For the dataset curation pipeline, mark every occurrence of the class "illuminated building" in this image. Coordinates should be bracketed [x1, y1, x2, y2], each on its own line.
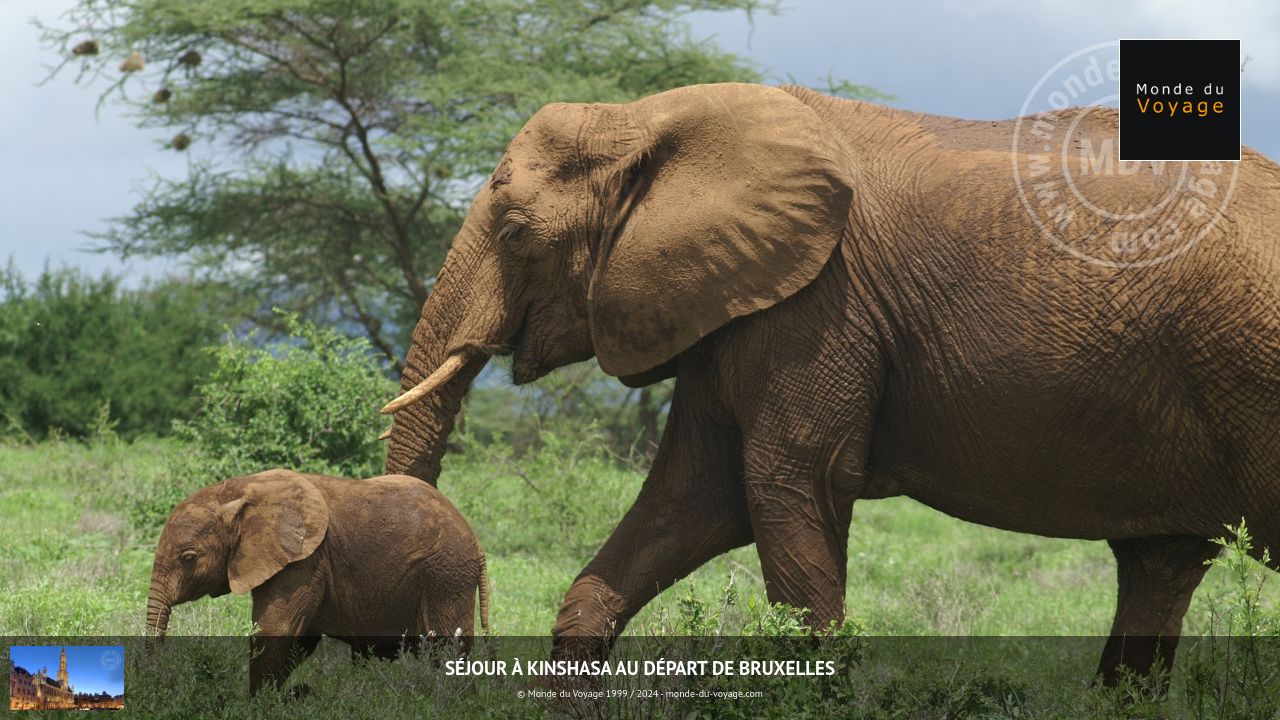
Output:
[8, 648, 75, 710]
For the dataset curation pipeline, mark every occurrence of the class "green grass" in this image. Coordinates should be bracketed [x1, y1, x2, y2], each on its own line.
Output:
[4, 436, 1280, 718]
[0, 437, 250, 637]
[1, 434, 1274, 637]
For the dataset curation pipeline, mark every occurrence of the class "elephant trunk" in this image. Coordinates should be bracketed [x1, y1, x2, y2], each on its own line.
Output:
[385, 233, 497, 484]
[145, 591, 171, 639]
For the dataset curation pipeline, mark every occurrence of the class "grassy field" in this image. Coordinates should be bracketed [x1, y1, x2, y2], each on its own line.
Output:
[1, 434, 1269, 638]
[4, 436, 1280, 717]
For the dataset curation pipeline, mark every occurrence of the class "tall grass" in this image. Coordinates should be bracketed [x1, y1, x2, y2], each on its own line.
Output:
[4, 435, 1280, 717]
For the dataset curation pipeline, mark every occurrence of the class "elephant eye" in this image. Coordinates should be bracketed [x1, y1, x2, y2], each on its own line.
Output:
[496, 221, 523, 247]
[180, 551, 198, 565]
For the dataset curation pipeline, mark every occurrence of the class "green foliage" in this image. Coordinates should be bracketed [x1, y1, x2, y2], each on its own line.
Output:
[1180, 520, 1280, 718]
[0, 262, 234, 441]
[0, 437, 179, 636]
[642, 586, 867, 719]
[172, 311, 394, 477]
[127, 312, 394, 532]
[40, 0, 772, 363]
[1205, 519, 1278, 636]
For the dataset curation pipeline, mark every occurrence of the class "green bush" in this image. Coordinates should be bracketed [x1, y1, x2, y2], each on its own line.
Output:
[0, 262, 234, 440]
[1181, 520, 1280, 718]
[175, 311, 395, 478]
[128, 313, 394, 531]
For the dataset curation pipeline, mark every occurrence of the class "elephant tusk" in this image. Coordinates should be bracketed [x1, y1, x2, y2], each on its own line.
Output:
[377, 427, 393, 441]
[380, 353, 468, 414]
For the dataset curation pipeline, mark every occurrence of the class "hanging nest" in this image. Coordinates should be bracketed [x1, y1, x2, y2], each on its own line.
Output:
[153, 88, 172, 104]
[178, 50, 202, 68]
[120, 51, 144, 73]
[71, 40, 99, 56]
[169, 133, 191, 151]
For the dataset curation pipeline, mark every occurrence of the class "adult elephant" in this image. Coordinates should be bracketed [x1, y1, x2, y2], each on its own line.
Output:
[381, 82, 1280, 682]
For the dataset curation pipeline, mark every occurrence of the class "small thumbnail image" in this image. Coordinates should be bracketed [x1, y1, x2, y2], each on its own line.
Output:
[8, 646, 124, 711]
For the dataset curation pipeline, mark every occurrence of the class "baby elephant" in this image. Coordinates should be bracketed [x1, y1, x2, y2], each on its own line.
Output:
[145, 469, 490, 693]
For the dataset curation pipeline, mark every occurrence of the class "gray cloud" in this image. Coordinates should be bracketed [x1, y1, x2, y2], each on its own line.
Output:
[692, 0, 1277, 154]
[2, 0, 1275, 282]
[0, 0, 184, 282]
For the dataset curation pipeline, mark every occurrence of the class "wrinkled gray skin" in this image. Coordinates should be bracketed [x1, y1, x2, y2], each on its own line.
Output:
[146, 470, 489, 694]
[383, 82, 1280, 684]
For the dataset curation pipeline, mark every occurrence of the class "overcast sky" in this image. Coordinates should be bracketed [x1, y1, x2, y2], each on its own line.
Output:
[2, 0, 1277, 284]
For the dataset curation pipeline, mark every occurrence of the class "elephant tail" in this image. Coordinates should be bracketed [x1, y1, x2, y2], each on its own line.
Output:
[477, 546, 490, 634]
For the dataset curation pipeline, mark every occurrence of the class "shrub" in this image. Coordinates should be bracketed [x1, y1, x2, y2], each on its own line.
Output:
[636, 581, 868, 720]
[1181, 520, 1280, 717]
[129, 313, 393, 532]
[0, 263, 235, 440]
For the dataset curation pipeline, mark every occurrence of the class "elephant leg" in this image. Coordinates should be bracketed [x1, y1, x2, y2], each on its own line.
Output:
[742, 459, 860, 631]
[739, 370, 877, 632]
[250, 634, 320, 695]
[371, 642, 405, 660]
[423, 588, 477, 639]
[1098, 536, 1219, 687]
[551, 379, 752, 659]
[416, 588, 476, 660]
[248, 574, 322, 695]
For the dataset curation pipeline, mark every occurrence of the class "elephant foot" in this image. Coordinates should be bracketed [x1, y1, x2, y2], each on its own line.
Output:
[550, 574, 630, 661]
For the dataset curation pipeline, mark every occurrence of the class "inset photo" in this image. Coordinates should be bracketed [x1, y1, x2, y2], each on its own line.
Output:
[8, 646, 124, 711]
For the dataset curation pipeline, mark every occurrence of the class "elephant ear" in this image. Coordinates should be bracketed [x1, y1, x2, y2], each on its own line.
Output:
[220, 470, 329, 594]
[588, 83, 853, 377]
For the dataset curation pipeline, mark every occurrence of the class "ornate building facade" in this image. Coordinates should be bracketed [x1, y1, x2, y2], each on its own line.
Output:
[9, 648, 75, 710]
[75, 691, 126, 709]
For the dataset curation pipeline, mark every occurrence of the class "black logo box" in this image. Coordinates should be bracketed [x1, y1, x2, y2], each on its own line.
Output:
[1120, 39, 1241, 161]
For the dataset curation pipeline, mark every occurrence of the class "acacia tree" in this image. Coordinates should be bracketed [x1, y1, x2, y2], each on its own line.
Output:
[40, 0, 768, 371]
